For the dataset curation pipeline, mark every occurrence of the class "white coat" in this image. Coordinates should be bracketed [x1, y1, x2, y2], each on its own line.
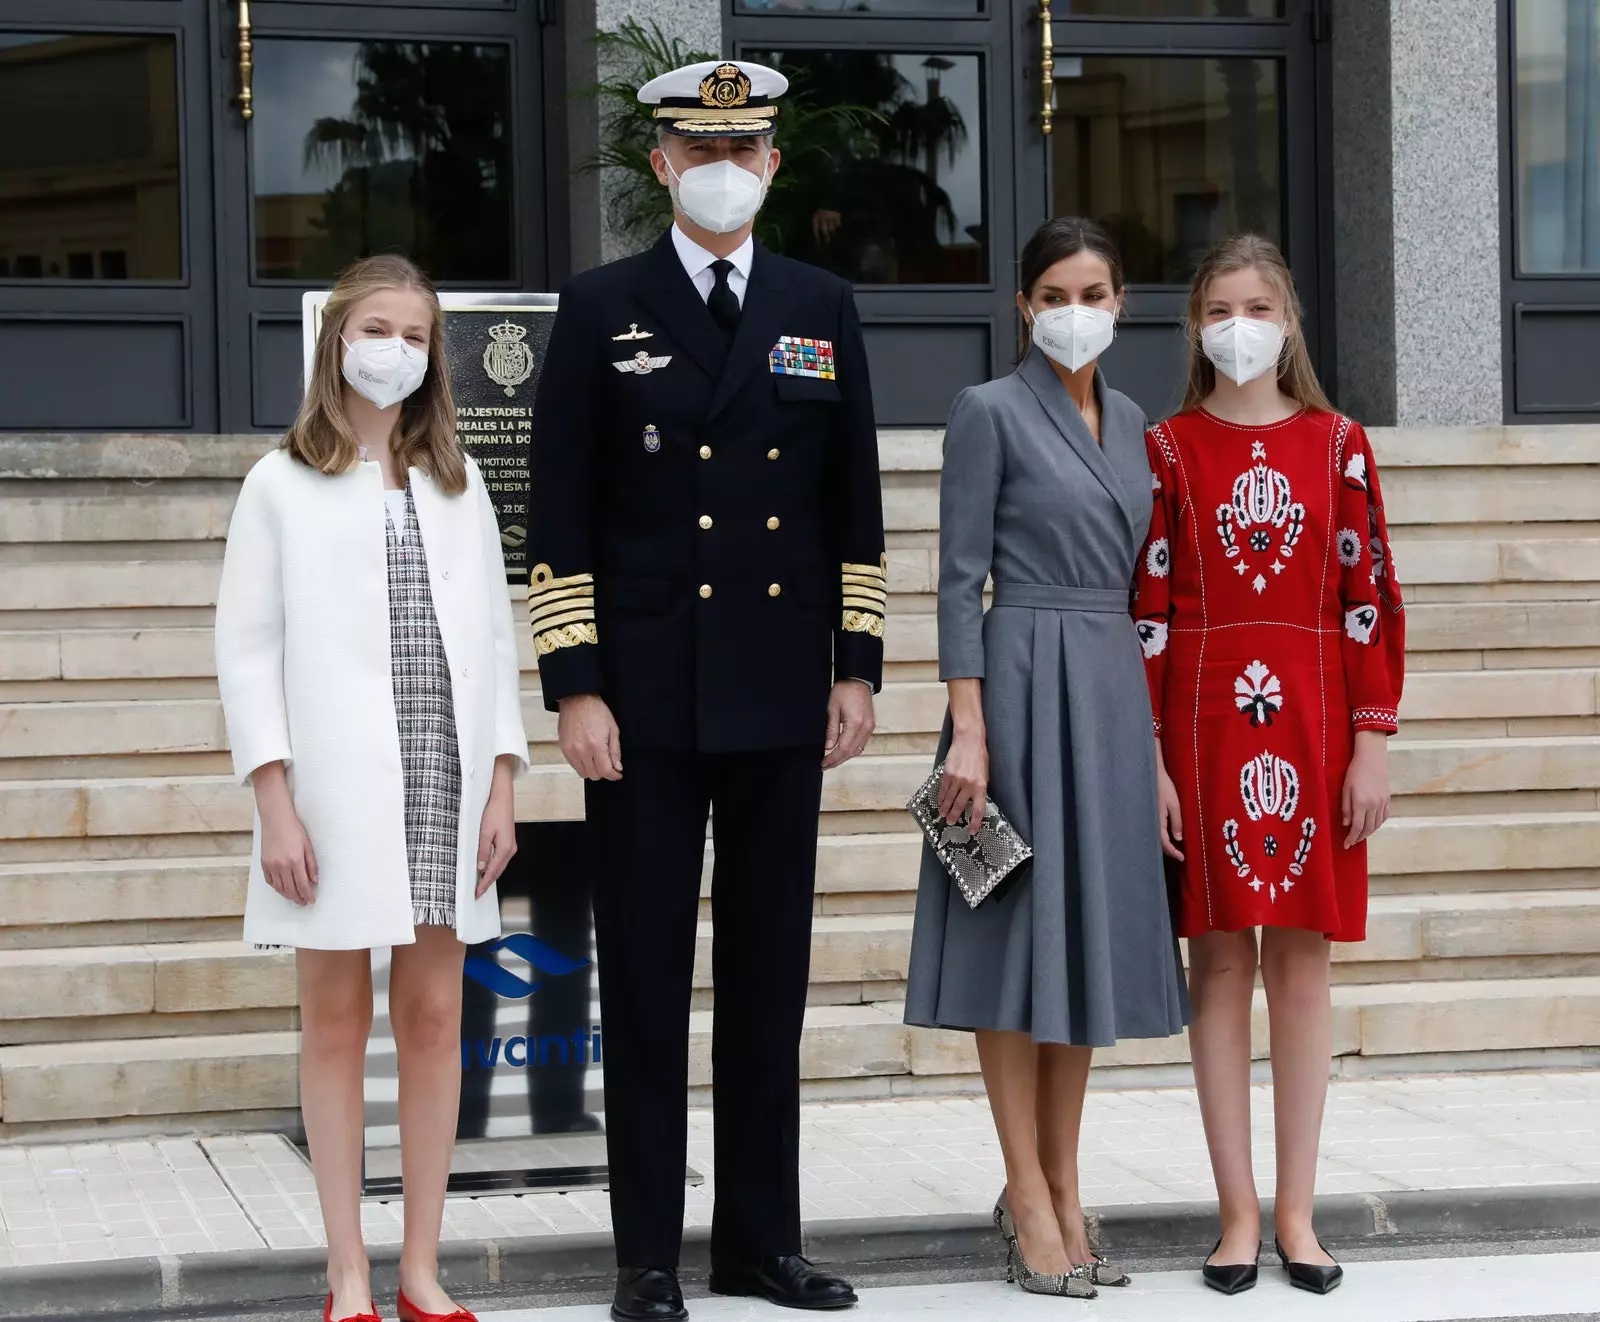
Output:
[214, 448, 530, 950]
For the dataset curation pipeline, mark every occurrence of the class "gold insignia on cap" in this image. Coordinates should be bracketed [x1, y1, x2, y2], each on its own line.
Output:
[700, 63, 752, 108]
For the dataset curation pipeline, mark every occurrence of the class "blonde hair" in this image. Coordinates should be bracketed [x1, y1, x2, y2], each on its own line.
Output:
[1179, 233, 1335, 416]
[284, 254, 466, 495]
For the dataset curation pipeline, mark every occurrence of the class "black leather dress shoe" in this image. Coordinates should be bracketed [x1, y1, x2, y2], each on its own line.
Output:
[1201, 1237, 1260, 1295]
[612, 1267, 688, 1322]
[709, 1254, 858, 1310]
[1274, 1237, 1343, 1294]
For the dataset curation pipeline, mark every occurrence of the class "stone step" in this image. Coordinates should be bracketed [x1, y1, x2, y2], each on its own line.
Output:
[810, 814, 1600, 896]
[902, 973, 1600, 1079]
[4, 815, 1597, 949]
[884, 603, 1600, 663]
[7, 521, 1600, 628]
[4, 667, 1596, 761]
[1392, 538, 1600, 587]
[7, 888, 1598, 1032]
[1, 737, 1593, 842]
[0, 1029, 300, 1126]
[8, 971, 1600, 1125]
[4, 595, 1598, 696]
[0, 941, 294, 1022]
[0, 856, 247, 932]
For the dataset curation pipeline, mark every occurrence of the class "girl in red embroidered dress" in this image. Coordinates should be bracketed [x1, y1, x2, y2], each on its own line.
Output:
[1132, 235, 1403, 1292]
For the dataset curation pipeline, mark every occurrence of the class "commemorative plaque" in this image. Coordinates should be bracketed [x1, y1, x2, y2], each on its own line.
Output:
[301, 291, 558, 584]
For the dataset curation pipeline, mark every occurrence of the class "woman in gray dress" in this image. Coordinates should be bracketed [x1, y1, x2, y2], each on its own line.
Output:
[905, 218, 1189, 1298]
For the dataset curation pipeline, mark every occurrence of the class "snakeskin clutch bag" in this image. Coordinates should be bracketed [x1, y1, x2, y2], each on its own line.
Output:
[906, 762, 1033, 908]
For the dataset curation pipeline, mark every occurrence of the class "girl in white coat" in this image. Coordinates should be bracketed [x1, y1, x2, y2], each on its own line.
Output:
[215, 255, 529, 1322]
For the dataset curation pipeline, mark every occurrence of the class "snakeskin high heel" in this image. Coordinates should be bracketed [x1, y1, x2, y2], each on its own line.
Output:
[995, 1187, 1129, 1287]
[993, 1189, 1098, 1300]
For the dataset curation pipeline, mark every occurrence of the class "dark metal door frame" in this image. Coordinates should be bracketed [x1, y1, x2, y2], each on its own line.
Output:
[1014, 4, 1334, 406]
[0, 0, 222, 430]
[211, 0, 549, 432]
[727, 1, 1334, 414]
[728, 6, 1021, 389]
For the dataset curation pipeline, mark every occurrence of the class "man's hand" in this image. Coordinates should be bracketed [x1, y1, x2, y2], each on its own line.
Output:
[558, 693, 623, 781]
[822, 679, 875, 770]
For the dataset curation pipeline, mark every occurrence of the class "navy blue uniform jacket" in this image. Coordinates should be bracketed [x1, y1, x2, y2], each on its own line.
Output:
[524, 231, 887, 752]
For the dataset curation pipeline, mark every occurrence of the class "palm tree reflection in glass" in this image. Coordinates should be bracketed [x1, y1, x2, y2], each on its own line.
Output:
[587, 23, 984, 285]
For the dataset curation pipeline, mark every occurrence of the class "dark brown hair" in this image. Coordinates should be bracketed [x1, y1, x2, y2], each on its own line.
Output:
[1018, 216, 1125, 302]
[1179, 233, 1335, 416]
[284, 254, 466, 495]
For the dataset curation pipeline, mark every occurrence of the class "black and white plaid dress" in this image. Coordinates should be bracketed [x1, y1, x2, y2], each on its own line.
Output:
[387, 487, 462, 928]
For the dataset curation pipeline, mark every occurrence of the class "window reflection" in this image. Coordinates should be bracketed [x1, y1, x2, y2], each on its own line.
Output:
[0, 33, 181, 281]
[746, 50, 986, 284]
[1051, 55, 1281, 284]
[1515, 0, 1600, 273]
[252, 40, 513, 282]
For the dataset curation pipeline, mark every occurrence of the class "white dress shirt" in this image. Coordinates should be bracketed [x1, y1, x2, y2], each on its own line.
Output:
[672, 225, 753, 308]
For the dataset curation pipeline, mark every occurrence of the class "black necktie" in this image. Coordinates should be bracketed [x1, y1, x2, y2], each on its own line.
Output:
[707, 259, 741, 336]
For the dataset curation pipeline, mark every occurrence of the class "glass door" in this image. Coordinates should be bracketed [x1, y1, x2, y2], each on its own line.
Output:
[1013, 0, 1330, 418]
[213, 0, 547, 432]
[0, 0, 220, 430]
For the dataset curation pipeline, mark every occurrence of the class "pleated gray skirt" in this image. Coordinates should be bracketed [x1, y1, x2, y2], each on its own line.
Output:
[904, 585, 1190, 1047]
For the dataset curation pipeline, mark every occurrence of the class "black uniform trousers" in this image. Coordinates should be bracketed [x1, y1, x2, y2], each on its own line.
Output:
[584, 744, 823, 1268]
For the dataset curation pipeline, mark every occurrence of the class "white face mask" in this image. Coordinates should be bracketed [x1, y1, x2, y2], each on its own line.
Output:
[1201, 316, 1285, 386]
[340, 335, 428, 410]
[1029, 304, 1116, 373]
[666, 155, 771, 235]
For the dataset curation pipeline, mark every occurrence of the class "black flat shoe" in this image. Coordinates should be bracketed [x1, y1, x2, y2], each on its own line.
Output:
[1274, 1237, 1343, 1294]
[612, 1267, 688, 1322]
[709, 1254, 858, 1310]
[1201, 1237, 1260, 1295]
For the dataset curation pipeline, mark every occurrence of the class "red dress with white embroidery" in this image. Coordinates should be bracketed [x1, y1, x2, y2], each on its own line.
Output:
[1133, 409, 1405, 941]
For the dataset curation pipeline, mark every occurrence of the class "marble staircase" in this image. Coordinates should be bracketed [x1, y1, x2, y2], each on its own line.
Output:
[1, 425, 1598, 1136]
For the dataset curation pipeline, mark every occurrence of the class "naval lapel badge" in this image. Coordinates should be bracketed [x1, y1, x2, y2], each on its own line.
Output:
[643, 423, 661, 453]
[612, 323, 653, 341]
[614, 349, 673, 375]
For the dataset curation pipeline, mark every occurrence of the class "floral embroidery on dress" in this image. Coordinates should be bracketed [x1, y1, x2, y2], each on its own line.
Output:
[1345, 602, 1379, 645]
[1240, 750, 1301, 823]
[1234, 660, 1283, 727]
[1145, 537, 1170, 578]
[1136, 616, 1169, 659]
[1336, 528, 1363, 567]
[1343, 450, 1368, 490]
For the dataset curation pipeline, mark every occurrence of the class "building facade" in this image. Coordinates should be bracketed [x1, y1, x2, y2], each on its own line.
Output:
[0, 0, 1594, 432]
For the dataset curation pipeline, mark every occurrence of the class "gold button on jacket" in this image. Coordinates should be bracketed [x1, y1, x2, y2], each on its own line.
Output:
[698, 515, 713, 530]
[699, 445, 712, 459]
[766, 516, 780, 530]
[768, 583, 782, 597]
[767, 448, 780, 460]
[699, 584, 713, 599]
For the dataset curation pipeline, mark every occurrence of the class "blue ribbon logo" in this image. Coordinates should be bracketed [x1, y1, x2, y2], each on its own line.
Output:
[462, 933, 591, 999]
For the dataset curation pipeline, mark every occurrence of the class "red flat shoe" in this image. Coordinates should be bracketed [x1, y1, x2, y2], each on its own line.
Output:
[396, 1290, 477, 1322]
[324, 1292, 383, 1322]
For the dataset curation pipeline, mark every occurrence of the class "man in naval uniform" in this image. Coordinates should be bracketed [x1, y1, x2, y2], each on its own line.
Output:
[524, 60, 885, 1322]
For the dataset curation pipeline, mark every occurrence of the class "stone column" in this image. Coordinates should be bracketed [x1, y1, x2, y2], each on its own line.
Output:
[1332, 0, 1502, 426]
[568, 0, 724, 267]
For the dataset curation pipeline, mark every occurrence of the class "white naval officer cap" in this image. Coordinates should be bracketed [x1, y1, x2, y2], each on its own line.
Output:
[637, 59, 788, 137]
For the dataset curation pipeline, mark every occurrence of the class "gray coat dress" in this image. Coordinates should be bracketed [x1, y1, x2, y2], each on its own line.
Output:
[904, 349, 1190, 1046]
